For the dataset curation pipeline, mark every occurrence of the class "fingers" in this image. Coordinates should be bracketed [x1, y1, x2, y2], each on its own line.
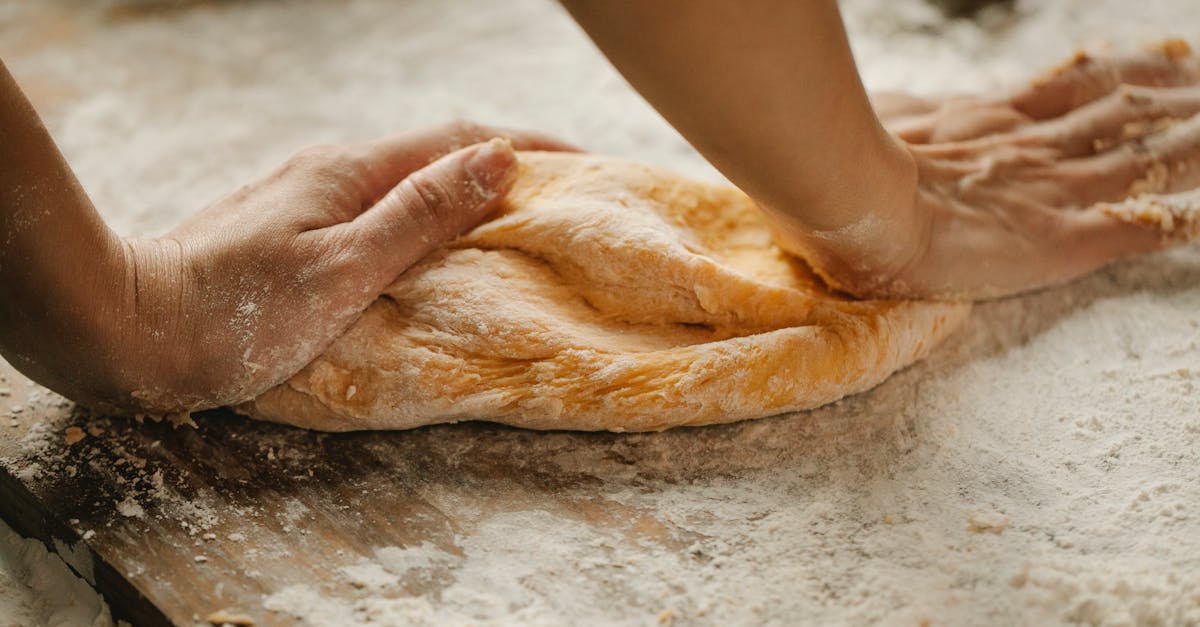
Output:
[348, 139, 519, 284]
[1034, 85, 1200, 157]
[892, 105, 1030, 145]
[1047, 201, 1178, 283]
[1011, 40, 1200, 121]
[1057, 113, 1200, 206]
[1047, 176, 1200, 284]
[1034, 207, 1165, 289]
[1095, 187, 1200, 243]
[871, 91, 939, 125]
[348, 120, 578, 204]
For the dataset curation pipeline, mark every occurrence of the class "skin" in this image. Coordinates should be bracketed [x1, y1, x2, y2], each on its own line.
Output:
[5, 5, 1200, 413]
[0, 59, 573, 414]
[562, 1, 1200, 299]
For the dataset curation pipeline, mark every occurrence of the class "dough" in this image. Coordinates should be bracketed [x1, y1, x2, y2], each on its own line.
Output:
[241, 152, 970, 432]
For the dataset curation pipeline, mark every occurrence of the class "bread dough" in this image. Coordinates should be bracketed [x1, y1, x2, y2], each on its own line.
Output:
[240, 152, 970, 432]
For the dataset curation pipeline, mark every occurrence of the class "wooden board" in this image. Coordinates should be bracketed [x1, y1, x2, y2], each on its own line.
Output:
[0, 355, 919, 626]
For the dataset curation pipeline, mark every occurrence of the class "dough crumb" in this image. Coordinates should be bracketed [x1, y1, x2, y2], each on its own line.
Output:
[167, 411, 198, 429]
[1100, 190, 1200, 240]
[116, 496, 145, 519]
[63, 426, 86, 446]
[1151, 37, 1193, 60]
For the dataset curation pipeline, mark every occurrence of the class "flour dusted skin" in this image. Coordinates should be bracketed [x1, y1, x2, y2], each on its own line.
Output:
[240, 152, 970, 431]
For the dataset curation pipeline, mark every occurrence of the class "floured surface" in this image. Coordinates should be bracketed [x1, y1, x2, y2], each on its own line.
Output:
[0, 511, 115, 627]
[0, 0, 1199, 625]
[246, 152, 967, 432]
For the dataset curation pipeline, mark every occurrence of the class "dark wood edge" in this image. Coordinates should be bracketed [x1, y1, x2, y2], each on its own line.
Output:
[0, 464, 175, 627]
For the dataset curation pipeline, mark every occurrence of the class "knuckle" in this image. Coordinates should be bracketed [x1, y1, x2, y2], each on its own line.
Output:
[402, 173, 457, 230]
[321, 232, 367, 274]
[287, 143, 359, 179]
[289, 143, 340, 167]
[285, 143, 372, 198]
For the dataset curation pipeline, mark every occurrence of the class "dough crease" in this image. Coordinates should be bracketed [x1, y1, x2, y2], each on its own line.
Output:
[241, 152, 970, 432]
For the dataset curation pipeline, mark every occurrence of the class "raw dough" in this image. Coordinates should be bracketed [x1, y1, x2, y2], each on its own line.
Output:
[241, 152, 970, 432]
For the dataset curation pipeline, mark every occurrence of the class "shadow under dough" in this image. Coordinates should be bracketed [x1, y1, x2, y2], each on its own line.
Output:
[30, 246, 1193, 518]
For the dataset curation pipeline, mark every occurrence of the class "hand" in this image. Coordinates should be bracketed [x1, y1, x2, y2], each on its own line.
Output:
[776, 41, 1200, 300]
[111, 121, 574, 413]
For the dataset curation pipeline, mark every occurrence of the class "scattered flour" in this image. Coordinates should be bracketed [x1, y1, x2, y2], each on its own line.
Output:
[0, 520, 117, 627]
[2, 0, 1200, 625]
[115, 496, 144, 520]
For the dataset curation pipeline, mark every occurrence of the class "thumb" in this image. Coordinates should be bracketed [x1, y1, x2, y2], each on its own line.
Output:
[353, 138, 518, 279]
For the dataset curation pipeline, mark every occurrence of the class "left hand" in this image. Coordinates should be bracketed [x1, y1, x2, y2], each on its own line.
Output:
[108, 122, 576, 414]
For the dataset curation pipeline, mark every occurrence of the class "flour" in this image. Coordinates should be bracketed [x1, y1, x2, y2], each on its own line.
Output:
[0, 520, 116, 627]
[115, 496, 145, 520]
[2, 0, 1200, 625]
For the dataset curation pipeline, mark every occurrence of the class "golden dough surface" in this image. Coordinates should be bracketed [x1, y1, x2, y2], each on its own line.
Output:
[241, 152, 971, 432]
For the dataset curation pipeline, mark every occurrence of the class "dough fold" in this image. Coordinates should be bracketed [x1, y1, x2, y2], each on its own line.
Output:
[241, 152, 970, 431]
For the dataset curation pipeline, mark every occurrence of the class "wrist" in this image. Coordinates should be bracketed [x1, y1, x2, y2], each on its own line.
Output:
[765, 135, 927, 296]
[116, 237, 238, 413]
[0, 232, 186, 415]
[786, 130, 918, 230]
[81, 237, 202, 414]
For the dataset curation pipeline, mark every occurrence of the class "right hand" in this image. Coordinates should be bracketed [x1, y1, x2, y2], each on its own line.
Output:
[780, 41, 1200, 300]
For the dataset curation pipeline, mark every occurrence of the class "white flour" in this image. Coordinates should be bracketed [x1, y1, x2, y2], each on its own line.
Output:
[1, 0, 1200, 625]
[0, 520, 114, 627]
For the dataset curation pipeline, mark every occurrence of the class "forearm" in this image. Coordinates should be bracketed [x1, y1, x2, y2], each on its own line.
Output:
[0, 60, 133, 408]
[561, 0, 915, 230]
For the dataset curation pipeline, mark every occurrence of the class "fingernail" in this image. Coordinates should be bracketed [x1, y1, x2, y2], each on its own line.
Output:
[465, 138, 517, 191]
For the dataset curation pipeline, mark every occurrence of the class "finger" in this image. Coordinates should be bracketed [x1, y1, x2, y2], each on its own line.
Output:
[871, 91, 939, 125]
[1045, 197, 1195, 284]
[1040, 207, 1168, 287]
[349, 138, 518, 283]
[871, 90, 1029, 144]
[1011, 39, 1199, 120]
[891, 105, 1031, 145]
[1034, 85, 1200, 157]
[914, 142, 1058, 184]
[1095, 187, 1200, 244]
[1054, 113, 1200, 206]
[348, 120, 578, 204]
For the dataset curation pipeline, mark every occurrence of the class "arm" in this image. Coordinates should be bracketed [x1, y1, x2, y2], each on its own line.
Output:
[561, 0, 921, 282]
[0, 60, 132, 407]
[0, 59, 572, 413]
[564, 3, 1200, 299]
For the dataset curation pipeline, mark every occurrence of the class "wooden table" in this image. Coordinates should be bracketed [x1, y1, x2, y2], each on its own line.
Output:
[0, 352, 924, 625]
[0, 4, 969, 621]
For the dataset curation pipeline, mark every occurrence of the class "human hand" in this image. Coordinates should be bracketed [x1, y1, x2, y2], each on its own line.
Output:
[778, 41, 1200, 300]
[111, 121, 574, 414]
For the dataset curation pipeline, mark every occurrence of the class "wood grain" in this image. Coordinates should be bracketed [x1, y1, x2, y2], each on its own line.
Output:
[0, 352, 914, 625]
